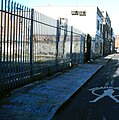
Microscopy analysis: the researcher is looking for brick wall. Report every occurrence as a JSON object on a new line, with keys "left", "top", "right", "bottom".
{"left": 115, "top": 35, "right": 119, "bottom": 49}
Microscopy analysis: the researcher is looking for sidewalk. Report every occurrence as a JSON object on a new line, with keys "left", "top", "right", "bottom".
{"left": 0, "top": 54, "right": 115, "bottom": 120}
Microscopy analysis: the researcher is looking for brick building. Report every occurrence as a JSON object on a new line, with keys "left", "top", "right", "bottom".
{"left": 115, "top": 35, "right": 119, "bottom": 52}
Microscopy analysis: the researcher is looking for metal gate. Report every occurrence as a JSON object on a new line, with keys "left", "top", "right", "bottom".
{"left": 85, "top": 34, "right": 91, "bottom": 62}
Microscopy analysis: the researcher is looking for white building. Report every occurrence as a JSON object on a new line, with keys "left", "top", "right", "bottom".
{"left": 102, "top": 11, "right": 112, "bottom": 55}
{"left": 34, "top": 6, "right": 104, "bottom": 58}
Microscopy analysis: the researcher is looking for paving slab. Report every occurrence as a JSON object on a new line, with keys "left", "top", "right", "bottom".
{"left": 0, "top": 54, "right": 115, "bottom": 120}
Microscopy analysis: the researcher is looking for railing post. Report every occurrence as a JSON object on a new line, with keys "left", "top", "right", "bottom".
{"left": 30, "top": 9, "right": 34, "bottom": 78}
{"left": 70, "top": 26, "right": 73, "bottom": 66}
{"left": 80, "top": 35, "right": 85, "bottom": 63}
{"left": 63, "top": 21, "right": 67, "bottom": 56}
{"left": 56, "top": 20, "right": 60, "bottom": 65}
{"left": 0, "top": 0, "right": 3, "bottom": 86}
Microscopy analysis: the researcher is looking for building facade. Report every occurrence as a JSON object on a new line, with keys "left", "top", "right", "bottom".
{"left": 102, "top": 11, "right": 112, "bottom": 55}
{"left": 34, "top": 6, "right": 104, "bottom": 58}
{"left": 115, "top": 35, "right": 119, "bottom": 52}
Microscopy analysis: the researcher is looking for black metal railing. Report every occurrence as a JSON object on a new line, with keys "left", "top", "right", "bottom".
{"left": 0, "top": 0, "right": 85, "bottom": 94}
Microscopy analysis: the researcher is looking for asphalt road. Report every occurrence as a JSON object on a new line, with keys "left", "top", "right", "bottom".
{"left": 53, "top": 54, "right": 119, "bottom": 120}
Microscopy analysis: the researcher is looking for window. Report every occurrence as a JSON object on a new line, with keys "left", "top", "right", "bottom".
{"left": 100, "top": 24, "right": 102, "bottom": 32}
{"left": 97, "top": 20, "right": 99, "bottom": 30}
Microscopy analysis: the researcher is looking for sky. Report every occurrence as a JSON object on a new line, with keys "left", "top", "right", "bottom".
{"left": 16, "top": 0, "right": 119, "bottom": 35}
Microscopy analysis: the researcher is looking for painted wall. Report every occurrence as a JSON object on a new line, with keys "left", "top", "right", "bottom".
{"left": 34, "top": 6, "right": 104, "bottom": 58}
{"left": 34, "top": 6, "right": 102, "bottom": 36}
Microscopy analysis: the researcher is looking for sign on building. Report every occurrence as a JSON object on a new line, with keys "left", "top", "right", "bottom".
{"left": 71, "top": 10, "right": 86, "bottom": 16}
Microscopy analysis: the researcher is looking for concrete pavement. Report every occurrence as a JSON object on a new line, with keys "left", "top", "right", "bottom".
{"left": 0, "top": 54, "right": 116, "bottom": 120}
{"left": 52, "top": 53, "right": 119, "bottom": 120}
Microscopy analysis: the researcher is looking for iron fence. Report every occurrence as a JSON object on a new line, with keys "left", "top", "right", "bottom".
{"left": 0, "top": 0, "right": 85, "bottom": 94}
